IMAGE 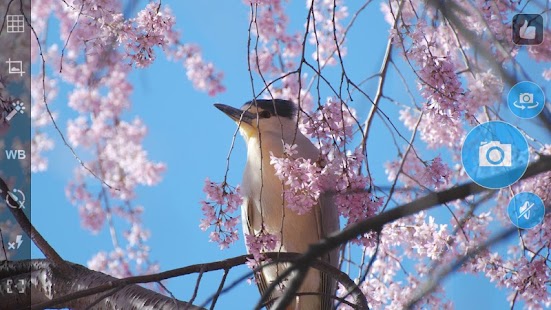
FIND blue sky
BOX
[28,1,550,309]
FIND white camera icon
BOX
[519,93,534,104]
[479,141,512,167]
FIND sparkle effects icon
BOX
[5,101,25,122]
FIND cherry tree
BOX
[1,0,550,309]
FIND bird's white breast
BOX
[241,130,322,253]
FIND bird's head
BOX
[214,99,299,140]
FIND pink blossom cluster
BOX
[31,0,227,280]
[87,246,160,280]
[302,98,355,151]
[88,249,131,279]
[252,0,290,43]
[460,0,519,64]
[244,231,278,269]
[385,153,452,198]
[67,115,166,200]
[467,251,551,309]
[169,44,226,96]
[380,0,418,27]
[384,212,452,261]
[335,211,456,309]
[338,263,453,309]
[417,156,451,190]
[327,148,381,236]
[334,189,381,247]
[200,179,243,249]
[463,71,503,123]
[270,144,322,215]
[247,0,302,69]
[87,206,159,278]
[246,0,310,106]
[66,179,105,233]
[245,0,348,108]
[385,2,508,147]
[32,1,224,96]
[473,0,515,41]
[30,75,56,172]
[402,23,467,148]
[308,0,348,66]
[508,258,550,308]
[120,2,177,67]
[302,100,382,243]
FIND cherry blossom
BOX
[29,0,226,280]
[200,179,242,249]
[245,230,279,263]
[270,145,322,215]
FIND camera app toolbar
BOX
[0,0,32,302]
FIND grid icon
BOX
[7,15,25,33]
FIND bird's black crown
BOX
[241,99,297,119]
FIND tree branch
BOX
[3,251,363,309]
[0,260,204,310]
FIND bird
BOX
[215,99,340,310]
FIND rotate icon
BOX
[507,192,545,229]
[508,81,545,119]
[461,121,529,189]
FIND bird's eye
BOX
[258,110,272,118]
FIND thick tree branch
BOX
[2,251,363,310]
[0,260,203,310]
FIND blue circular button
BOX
[507,81,545,119]
[507,192,545,229]
[461,121,529,189]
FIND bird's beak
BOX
[214,103,255,125]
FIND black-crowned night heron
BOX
[215,99,340,310]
